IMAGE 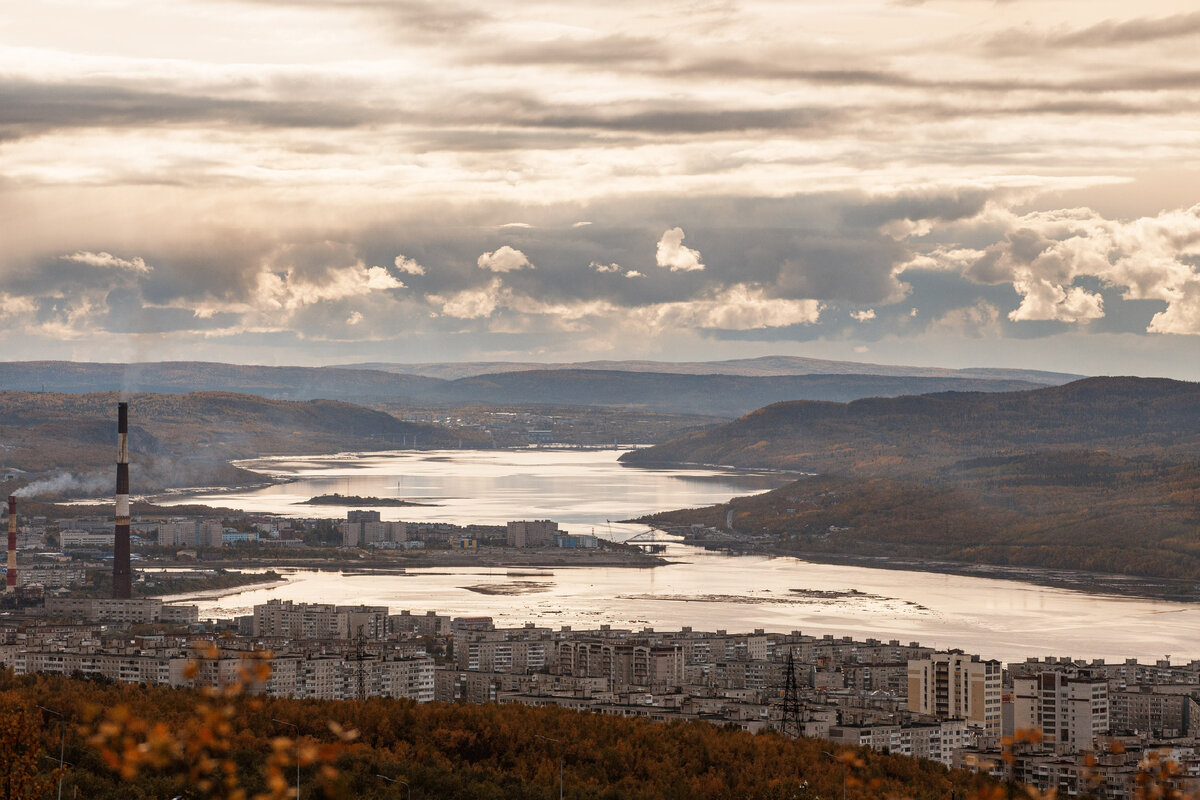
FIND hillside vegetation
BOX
[0,670,996,800]
[0,391,483,496]
[629,378,1200,583]
[0,360,1055,418]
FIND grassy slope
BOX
[0,390,488,495]
[629,378,1200,581]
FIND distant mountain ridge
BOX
[0,359,1062,418]
[425,369,1047,417]
[350,355,1082,384]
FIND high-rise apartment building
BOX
[908,651,1002,736]
[1013,672,1108,753]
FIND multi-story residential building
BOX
[251,599,389,640]
[44,597,198,624]
[828,720,971,767]
[506,520,557,548]
[1109,685,1200,738]
[1012,672,1109,753]
[908,651,1003,737]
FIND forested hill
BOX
[621,376,1200,475]
[425,369,1046,417]
[1,359,1053,417]
[0,391,483,495]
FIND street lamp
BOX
[535,734,564,800]
[272,718,300,799]
[376,773,411,800]
[38,705,66,800]
[821,751,847,800]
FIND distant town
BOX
[4,582,1199,799]
[2,503,1199,798]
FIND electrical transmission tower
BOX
[781,649,802,738]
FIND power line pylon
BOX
[781,649,802,738]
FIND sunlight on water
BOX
[159,449,1200,663]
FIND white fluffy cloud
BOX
[851,309,876,322]
[61,251,151,273]
[432,277,510,319]
[255,263,404,312]
[1008,277,1104,322]
[393,254,427,275]
[915,203,1200,333]
[655,227,704,272]
[589,261,622,273]
[634,284,821,330]
[477,246,534,272]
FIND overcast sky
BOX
[3,0,1200,377]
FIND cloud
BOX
[432,277,510,319]
[633,284,821,330]
[656,227,704,272]
[850,309,876,322]
[346,310,363,325]
[393,254,427,275]
[571,222,593,228]
[254,262,404,313]
[913,203,1200,333]
[477,246,534,272]
[61,251,151,273]
[625,270,644,279]
[1008,278,1104,322]
[990,11,1200,54]
[499,222,533,228]
[589,261,622,273]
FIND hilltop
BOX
[0,390,484,496]
[628,377,1200,583]
[622,377,1200,474]
[0,360,1055,418]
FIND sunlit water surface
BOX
[159,449,1200,664]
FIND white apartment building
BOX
[908,651,1003,736]
[1013,672,1108,753]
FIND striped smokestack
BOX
[5,496,15,593]
[113,401,132,599]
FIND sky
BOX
[3,0,1200,378]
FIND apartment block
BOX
[1012,672,1109,753]
[908,651,1003,736]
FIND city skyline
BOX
[3,1,1200,377]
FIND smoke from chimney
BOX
[6,496,16,593]
[113,401,132,599]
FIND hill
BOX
[0,671,995,800]
[352,355,1081,383]
[0,390,483,496]
[0,360,441,401]
[627,377,1200,583]
[0,359,1066,418]
[621,377,1200,474]
[426,370,1045,417]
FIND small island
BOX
[301,493,436,507]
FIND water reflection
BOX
[159,449,1200,663]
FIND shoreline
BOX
[772,549,1200,603]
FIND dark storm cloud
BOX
[842,190,991,228]
[0,79,394,138]
[526,105,847,135]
